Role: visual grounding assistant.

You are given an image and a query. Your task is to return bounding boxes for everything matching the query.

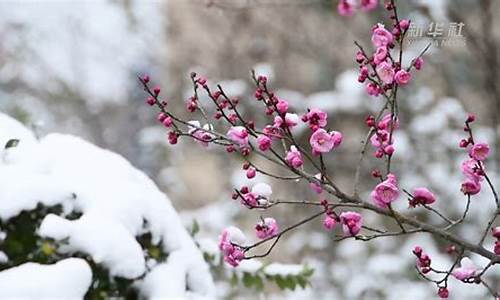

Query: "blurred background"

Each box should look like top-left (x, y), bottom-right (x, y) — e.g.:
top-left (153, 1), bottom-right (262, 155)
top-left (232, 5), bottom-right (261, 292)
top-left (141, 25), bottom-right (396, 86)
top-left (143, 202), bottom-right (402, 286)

top-left (0, 0), bottom-right (499, 298)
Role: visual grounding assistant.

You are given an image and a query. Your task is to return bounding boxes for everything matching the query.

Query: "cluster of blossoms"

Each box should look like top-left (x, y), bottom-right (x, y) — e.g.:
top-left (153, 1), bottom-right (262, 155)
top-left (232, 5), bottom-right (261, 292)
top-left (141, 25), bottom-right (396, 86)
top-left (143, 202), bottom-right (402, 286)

top-left (355, 6), bottom-right (423, 98)
top-left (139, 1), bottom-right (499, 296)
top-left (337, 0), bottom-right (378, 16)
top-left (413, 246), bottom-right (432, 274)
top-left (459, 114), bottom-right (490, 195)
top-left (219, 227), bottom-right (246, 267)
top-left (321, 200), bottom-right (362, 236)
top-left (366, 113), bottom-right (397, 158)
top-left (255, 217), bottom-right (279, 239)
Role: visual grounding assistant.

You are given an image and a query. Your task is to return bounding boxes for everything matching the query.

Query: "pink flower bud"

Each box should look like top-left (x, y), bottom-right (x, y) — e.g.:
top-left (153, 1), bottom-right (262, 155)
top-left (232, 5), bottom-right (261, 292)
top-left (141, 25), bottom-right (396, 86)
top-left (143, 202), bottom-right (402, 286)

top-left (157, 112), bottom-right (167, 122)
top-left (323, 215), bottom-right (337, 231)
top-left (399, 19), bottom-right (410, 31)
top-left (276, 99), bottom-right (289, 114)
top-left (438, 287), bottom-right (449, 299)
top-left (168, 131), bottom-right (178, 145)
top-left (142, 74), bottom-right (150, 83)
top-left (257, 135), bottom-right (272, 151)
top-left (246, 167), bottom-right (256, 179)
top-left (146, 97), bottom-right (155, 106)
top-left (153, 86), bottom-right (161, 95)
top-left (466, 113), bottom-right (476, 123)
top-left (384, 144), bottom-right (395, 155)
top-left (162, 117), bottom-right (173, 128)
top-left (414, 57), bottom-right (424, 70)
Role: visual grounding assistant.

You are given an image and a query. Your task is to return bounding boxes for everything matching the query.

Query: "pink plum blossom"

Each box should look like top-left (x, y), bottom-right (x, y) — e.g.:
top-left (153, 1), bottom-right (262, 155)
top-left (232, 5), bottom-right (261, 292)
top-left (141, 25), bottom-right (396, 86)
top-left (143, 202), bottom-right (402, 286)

top-left (371, 173), bottom-right (399, 208)
top-left (452, 258), bottom-right (479, 281)
top-left (286, 146), bottom-right (303, 168)
top-left (255, 217), bottom-right (279, 239)
top-left (276, 99), bottom-right (289, 113)
top-left (409, 187), bottom-right (436, 207)
top-left (227, 126), bottom-right (249, 146)
top-left (303, 108), bottom-right (328, 130)
top-left (339, 211), bottom-right (363, 236)
top-left (360, 0), bottom-right (377, 11)
top-left (219, 226), bottom-right (246, 267)
top-left (469, 142), bottom-right (490, 161)
top-left (310, 129), bottom-right (341, 154)
top-left (366, 82), bottom-right (381, 96)
top-left (374, 46), bottom-right (388, 65)
top-left (246, 167), bottom-right (256, 179)
top-left (337, 0), bottom-right (355, 16)
top-left (376, 61), bottom-right (395, 84)
top-left (394, 69), bottom-right (412, 85)
top-left (323, 215), bottom-right (337, 231)
top-left (257, 135), bottom-right (272, 151)
top-left (414, 57), bottom-right (424, 70)
top-left (371, 24), bottom-right (394, 48)
top-left (461, 180), bottom-right (481, 195)
top-left (461, 158), bottom-right (483, 182)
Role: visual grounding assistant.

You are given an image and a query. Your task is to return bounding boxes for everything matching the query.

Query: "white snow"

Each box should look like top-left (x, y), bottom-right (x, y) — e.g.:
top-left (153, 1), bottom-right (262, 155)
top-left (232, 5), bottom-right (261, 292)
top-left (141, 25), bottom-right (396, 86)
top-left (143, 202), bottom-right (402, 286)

top-left (0, 113), bottom-right (214, 298)
top-left (0, 258), bottom-right (92, 299)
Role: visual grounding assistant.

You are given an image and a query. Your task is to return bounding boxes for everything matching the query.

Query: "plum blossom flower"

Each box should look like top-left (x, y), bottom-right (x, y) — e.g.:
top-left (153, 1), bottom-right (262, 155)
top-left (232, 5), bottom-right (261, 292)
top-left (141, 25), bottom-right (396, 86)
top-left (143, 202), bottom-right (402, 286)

top-left (371, 24), bottom-right (394, 48)
top-left (241, 192), bottom-right (258, 208)
top-left (188, 121), bottom-right (214, 147)
top-left (371, 173), bottom-right (399, 208)
top-left (360, 0), bottom-right (377, 11)
top-left (219, 226), bottom-right (246, 267)
top-left (276, 99), bottom-right (289, 113)
top-left (366, 82), bottom-right (381, 96)
top-left (394, 69), bottom-right (412, 85)
top-left (246, 167), bottom-right (256, 179)
top-left (376, 61), bottom-right (395, 84)
top-left (337, 0), bottom-right (355, 16)
top-left (257, 135), bottom-right (272, 151)
top-left (452, 258), bottom-right (479, 281)
top-left (339, 211), bottom-right (362, 236)
top-left (461, 180), bottom-right (481, 195)
top-left (373, 46), bottom-right (388, 65)
top-left (323, 215), bottom-right (337, 231)
top-left (409, 187), bottom-right (436, 207)
top-left (414, 57), bottom-right (424, 70)
top-left (255, 217), bottom-right (279, 239)
top-left (286, 146), bottom-right (303, 168)
top-left (227, 126), bottom-right (249, 146)
top-left (461, 158), bottom-right (483, 182)
top-left (437, 287), bottom-right (449, 299)
top-left (469, 142), bottom-right (490, 161)
top-left (310, 129), bottom-right (342, 154)
top-left (303, 108), bottom-right (328, 131)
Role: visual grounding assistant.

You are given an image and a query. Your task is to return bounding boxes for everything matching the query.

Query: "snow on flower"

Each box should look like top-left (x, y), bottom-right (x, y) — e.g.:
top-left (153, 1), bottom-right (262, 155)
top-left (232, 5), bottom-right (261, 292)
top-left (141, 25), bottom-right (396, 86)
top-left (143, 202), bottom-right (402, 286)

top-left (286, 145), bottom-right (303, 168)
top-left (451, 258), bottom-right (479, 281)
top-left (227, 126), bottom-right (249, 146)
top-left (255, 217), bottom-right (279, 239)
top-left (219, 226), bottom-right (246, 267)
